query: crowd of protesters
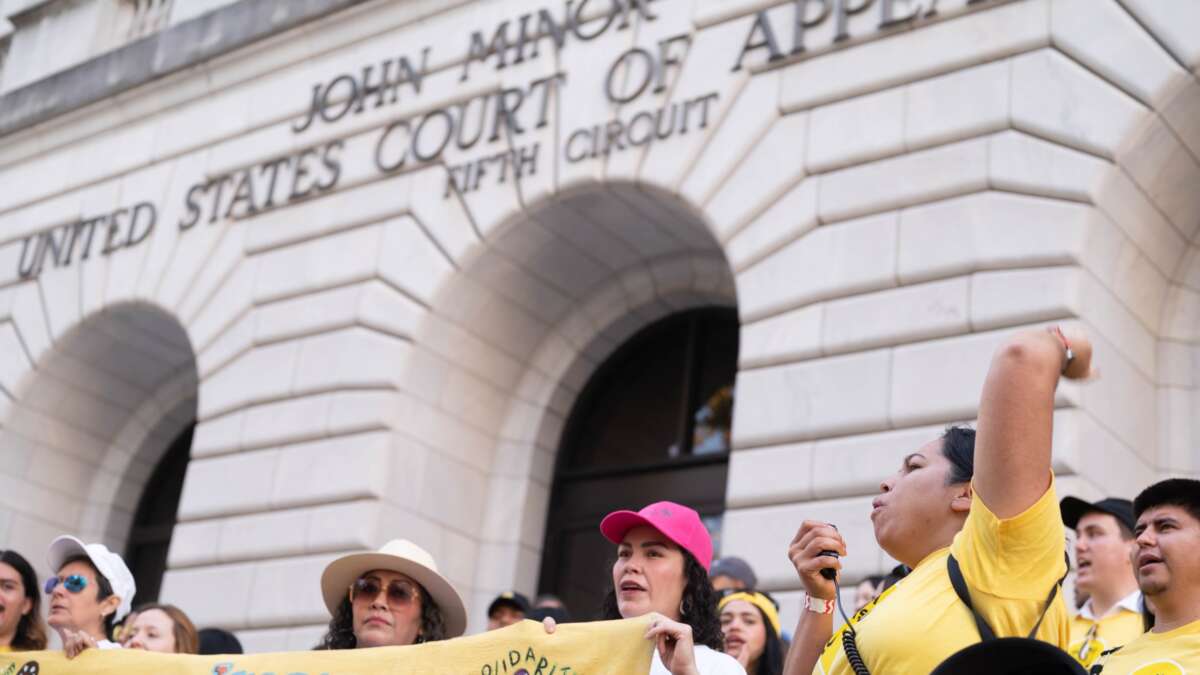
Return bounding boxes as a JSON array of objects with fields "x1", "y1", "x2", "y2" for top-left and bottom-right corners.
[{"x1": 1, "y1": 325, "x2": 1198, "y2": 674}]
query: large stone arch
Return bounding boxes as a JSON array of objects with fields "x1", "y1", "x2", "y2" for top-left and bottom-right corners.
[
  {"x1": 404, "y1": 180, "x2": 737, "y2": 625},
  {"x1": 0, "y1": 300, "x2": 197, "y2": 574},
  {"x1": 1138, "y1": 69, "x2": 1200, "y2": 480}
]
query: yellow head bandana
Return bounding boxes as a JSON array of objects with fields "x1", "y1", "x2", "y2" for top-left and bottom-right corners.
[{"x1": 719, "y1": 591, "x2": 782, "y2": 636}]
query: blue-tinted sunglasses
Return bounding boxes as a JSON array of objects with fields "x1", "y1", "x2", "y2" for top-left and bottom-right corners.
[{"x1": 43, "y1": 574, "x2": 88, "y2": 594}]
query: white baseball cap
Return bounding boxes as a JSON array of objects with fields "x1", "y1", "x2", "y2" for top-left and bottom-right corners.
[{"x1": 47, "y1": 535, "x2": 137, "y2": 622}]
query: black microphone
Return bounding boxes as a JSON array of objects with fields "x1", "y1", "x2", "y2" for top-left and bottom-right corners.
[
  {"x1": 818, "y1": 550, "x2": 839, "y2": 580},
  {"x1": 819, "y1": 523, "x2": 840, "y2": 580}
]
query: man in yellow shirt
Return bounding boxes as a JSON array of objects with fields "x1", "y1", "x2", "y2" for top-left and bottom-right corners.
[
  {"x1": 1060, "y1": 496, "x2": 1144, "y2": 667},
  {"x1": 1095, "y1": 478, "x2": 1200, "y2": 674},
  {"x1": 780, "y1": 326, "x2": 1094, "y2": 675}
]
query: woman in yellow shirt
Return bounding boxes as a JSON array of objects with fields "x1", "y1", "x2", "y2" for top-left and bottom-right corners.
[
  {"x1": 0, "y1": 550, "x2": 47, "y2": 652},
  {"x1": 782, "y1": 327, "x2": 1094, "y2": 675}
]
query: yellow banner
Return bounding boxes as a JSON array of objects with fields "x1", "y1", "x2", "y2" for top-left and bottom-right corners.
[{"x1": 0, "y1": 617, "x2": 653, "y2": 675}]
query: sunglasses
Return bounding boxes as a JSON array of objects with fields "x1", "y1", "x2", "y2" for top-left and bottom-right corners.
[
  {"x1": 44, "y1": 574, "x2": 88, "y2": 595},
  {"x1": 349, "y1": 577, "x2": 419, "y2": 607}
]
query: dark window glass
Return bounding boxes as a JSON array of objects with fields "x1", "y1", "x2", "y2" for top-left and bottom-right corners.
[
  {"x1": 565, "y1": 317, "x2": 690, "y2": 471},
  {"x1": 538, "y1": 308, "x2": 738, "y2": 618},
  {"x1": 125, "y1": 424, "x2": 192, "y2": 604}
]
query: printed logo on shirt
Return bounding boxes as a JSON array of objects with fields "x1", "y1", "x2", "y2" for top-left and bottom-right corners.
[
  {"x1": 1131, "y1": 659, "x2": 1186, "y2": 675},
  {"x1": 1071, "y1": 635, "x2": 1108, "y2": 668}
]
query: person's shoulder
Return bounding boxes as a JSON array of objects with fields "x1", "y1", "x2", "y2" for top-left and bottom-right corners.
[
  {"x1": 953, "y1": 477, "x2": 1065, "y2": 588},
  {"x1": 970, "y1": 474, "x2": 1061, "y2": 531},
  {"x1": 693, "y1": 645, "x2": 747, "y2": 674}
]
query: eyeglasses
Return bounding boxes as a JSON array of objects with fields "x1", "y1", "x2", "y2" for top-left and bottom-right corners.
[
  {"x1": 348, "y1": 577, "x2": 419, "y2": 607},
  {"x1": 44, "y1": 574, "x2": 88, "y2": 595}
]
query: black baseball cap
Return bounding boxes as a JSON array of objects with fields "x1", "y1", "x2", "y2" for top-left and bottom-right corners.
[
  {"x1": 487, "y1": 591, "x2": 531, "y2": 617},
  {"x1": 1060, "y1": 496, "x2": 1136, "y2": 532},
  {"x1": 931, "y1": 638, "x2": 1086, "y2": 674}
]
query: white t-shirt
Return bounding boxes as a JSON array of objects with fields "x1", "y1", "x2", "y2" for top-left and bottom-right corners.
[{"x1": 650, "y1": 645, "x2": 746, "y2": 675}]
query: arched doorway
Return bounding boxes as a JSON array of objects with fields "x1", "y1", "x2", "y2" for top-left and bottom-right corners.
[
  {"x1": 0, "y1": 301, "x2": 197, "y2": 587},
  {"x1": 406, "y1": 181, "x2": 740, "y2": 625},
  {"x1": 537, "y1": 307, "x2": 739, "y2": 618}
]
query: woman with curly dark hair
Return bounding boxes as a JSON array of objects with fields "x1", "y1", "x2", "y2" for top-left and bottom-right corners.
[
  {"x1": 0, "y1": 550, "x2": 47, "y2": 651},
  {"x1": 589, "y1": 501, "x2": 741, "y2": 675},
  {"x1": 314, "y1": 540, "x2": 465, "y2": 649}
]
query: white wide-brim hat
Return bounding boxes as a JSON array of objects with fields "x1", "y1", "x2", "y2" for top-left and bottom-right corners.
[
  {"x1": 319, "y1": 539, "x2": 467, "y2": 638},
  {"x1": 47, "y1": 535, "x2": 137, "y2": 622}
]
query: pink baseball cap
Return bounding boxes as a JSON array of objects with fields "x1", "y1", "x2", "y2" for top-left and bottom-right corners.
[{"x1": 600, "y1": 501, "x2": 714, "y2": 571}]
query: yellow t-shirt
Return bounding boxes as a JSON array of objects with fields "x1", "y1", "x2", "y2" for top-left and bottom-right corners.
[
  {"x1": 815, "y1": 480, "x2": 1069, "y2": 675},
  {"x1": 1070, "y1": 603, "x2": 1145, "y2": 668},
  {"x1": 1096, "y1": 619, "x2": 1200, "y2": 674},
  {"x1": 0, "y1": 646, "x2": 9, "y2": 653}
]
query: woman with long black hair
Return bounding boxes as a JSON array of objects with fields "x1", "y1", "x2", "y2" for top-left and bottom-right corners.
[
  {"x1": 720, "y1": 590, "x2": 784, "y2": 675},
  {"x1": 0, "y1": 550, "x2": 47, "y2": 652},
  {"x1": 546, "y1": 500, "x2": 743, "y2": 674}
]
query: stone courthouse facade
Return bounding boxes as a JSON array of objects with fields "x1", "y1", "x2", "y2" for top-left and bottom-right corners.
[{"x1": 0, "y1": 0, "x2": 1197, "y2": 651}]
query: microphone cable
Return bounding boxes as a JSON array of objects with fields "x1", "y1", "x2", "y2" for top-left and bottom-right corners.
[
  {"x1": 820, "y1": 554, "x2": 870, "y2": 675},
  {"x1": 833, "y1": 577, "x2": 870, "y2": 675}
]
